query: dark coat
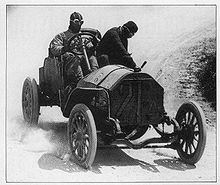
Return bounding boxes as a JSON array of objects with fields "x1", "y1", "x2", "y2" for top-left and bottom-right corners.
[{"x1": 97, "y1": 26, "x2": 136, "y2": 69}]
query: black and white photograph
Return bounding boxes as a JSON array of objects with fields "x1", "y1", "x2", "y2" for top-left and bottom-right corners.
[{"x1": 2, "y1": 1, "x2": 218, "y2": 184}]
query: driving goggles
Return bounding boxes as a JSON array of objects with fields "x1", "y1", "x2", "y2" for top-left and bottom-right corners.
[{"x1": 70, "y1": 19, "x2": 84, "y2": 25}]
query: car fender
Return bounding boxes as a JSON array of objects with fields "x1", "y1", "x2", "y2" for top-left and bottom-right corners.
[{"x1": 62, "y1": 87, "x2": 110, "y2": 118}]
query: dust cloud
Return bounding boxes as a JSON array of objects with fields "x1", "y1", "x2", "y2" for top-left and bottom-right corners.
[{"x1": 7, "y1": 107, "x2": 69, "y2": 158}]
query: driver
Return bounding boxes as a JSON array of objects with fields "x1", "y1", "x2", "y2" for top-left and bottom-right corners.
[{"x1": 49, "y1": 12, "x2": 99, "y2": 88}]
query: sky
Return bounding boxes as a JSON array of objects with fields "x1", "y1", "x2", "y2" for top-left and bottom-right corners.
[{"x1": 6, "y1": 5, "x2": 216, "y2": 116}]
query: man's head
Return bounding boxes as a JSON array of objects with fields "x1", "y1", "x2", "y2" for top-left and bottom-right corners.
[
  {"x1": 69, "y1": 12, "x2": 84, "y2": 33},
  {"x1": 122, "y1": 21, "x2": 138, "y2": 38}
]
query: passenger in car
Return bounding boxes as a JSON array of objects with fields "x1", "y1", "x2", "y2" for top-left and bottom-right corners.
[{"x1": 96, "y1": 21, "x2": 141, "y2": 72}]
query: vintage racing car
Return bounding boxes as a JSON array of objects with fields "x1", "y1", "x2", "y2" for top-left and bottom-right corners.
[{"x1": 22, "y1": 28, "x2": 207, "y2": 169}]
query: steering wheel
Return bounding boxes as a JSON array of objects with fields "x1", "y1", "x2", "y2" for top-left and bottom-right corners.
[{"x1": 67, "y1": 32, "x2": 99, "y2": 55}]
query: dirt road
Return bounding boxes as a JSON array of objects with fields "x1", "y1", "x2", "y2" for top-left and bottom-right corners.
[{"x1": 6, "y1": 107, "x2": 216, "y2": 183}]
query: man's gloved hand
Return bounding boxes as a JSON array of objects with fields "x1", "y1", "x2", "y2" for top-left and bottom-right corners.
[
  {"x1": 62, "y1": 44, "x2": 70, "y2": 54},
  {"x1": 86, "y1": 42, "x2": 95, "y2": 56},
  {"x1": 86, "y1": 41, "x2": 94, "y2": 49},
  {"x1": 134, "y1": 66, "x2": 141, "y2": 72},
  {"x1": 62, "y1": 38, "x2": 74, "y2": 54}
]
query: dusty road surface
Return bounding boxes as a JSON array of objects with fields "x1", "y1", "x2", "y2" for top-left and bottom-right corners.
[
  {"x1": 7, "y1": 107, "x2": 217, "y2": 183},
  {"x1": 6, "y1": 5, "x2": 217, "y2": 184}
]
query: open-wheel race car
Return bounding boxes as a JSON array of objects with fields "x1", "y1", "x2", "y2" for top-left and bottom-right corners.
[{"x1": 22, "y1": 28, "x2": 207, "y2": 169}]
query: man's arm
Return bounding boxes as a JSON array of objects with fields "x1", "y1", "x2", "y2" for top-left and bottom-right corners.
[
  {"x1": 49, "y1": 33, "x2": 67, "y2": 57},
  {"x1": 109, "y1": 31, "x2": 136, "y2": 69},
  {"x1": 109, "y1": 30, "x2": 129, "y2": 57}
]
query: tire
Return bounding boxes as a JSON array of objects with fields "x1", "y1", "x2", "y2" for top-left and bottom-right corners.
[
  {"x1": 68, "y1": 104, "x2": 97, "y2": 169},
  {"x1": 22, "y1": 77, "x2": 40, "y2": 125},
  {"x1": 175, "y1": 101, "x2": 206, "y2": 164}
]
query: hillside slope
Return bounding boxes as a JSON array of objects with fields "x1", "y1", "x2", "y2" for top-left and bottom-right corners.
[{"x1": 152, "y1": 22, "x2": 216, "y2": 127}]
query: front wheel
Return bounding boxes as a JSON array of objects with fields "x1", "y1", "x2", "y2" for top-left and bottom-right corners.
[
  {"x1": 68, "y1": 104, "x2": 97, "y2": 169},
  {"x1": 175, "y1": 101, "x2": 206, "y2": 165}
]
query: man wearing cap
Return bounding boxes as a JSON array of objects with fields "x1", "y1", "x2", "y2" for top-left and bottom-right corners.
[
  {"x1": 96, "y1": 21, "x2": 141, "y2": 72},
  {"x1": 49, "y1": 12, "x2": 98, "y2": 88}
]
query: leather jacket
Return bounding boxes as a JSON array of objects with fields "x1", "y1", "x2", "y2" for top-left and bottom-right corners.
[{"x1": 49, "y1": 29, "x2": 77, "y2": 57}]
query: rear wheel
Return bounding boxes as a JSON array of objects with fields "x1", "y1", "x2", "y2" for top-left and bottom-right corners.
[
  {"x1": 22, "y1": 77, "x2": 40, "y2": 124},
  {"x1": 68, "y1": 104, "x2": 97, "y2": 169},
  {"x1": 175, "y1": 101, "x2": 206, "y2": 164}
]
